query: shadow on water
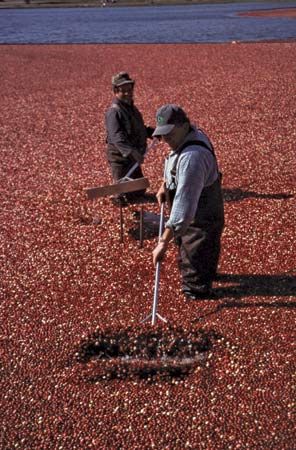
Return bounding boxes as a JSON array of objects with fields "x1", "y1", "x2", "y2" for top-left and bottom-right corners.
[
  {"x1": 193, "y1": 273, "x2": 296, "y2": 322},
  {"x1": 223, "y1": 188, "x2": 293, "y2": 202},
  {"x1": 213, "y1": 273, "x2": 296, "y2": 299}
]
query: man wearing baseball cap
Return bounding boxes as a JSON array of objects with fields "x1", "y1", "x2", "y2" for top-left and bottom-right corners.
[
  {"x1": 105, "y1": 72, "x2": 154, "y2": 204},
  {"x1": 152, "y1": 104, "x2": 224, "y2": 299}
]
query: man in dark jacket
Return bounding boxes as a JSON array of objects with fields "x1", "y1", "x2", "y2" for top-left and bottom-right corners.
[
  {"x1": 152, "y1": 104, "x2": 224, "y2": 299},
  {"x1": 105, "y1": 72, "x2": 154, "y2": 202}
]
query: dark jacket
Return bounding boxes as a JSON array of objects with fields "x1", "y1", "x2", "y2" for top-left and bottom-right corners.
[{"x1": 105, "y1": 98, "x2": 148, "y2": 163}]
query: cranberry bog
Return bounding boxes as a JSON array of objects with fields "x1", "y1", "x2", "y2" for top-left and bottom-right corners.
[{"x1": 1, "y1": 43, "x2": 295, "y2": 449}]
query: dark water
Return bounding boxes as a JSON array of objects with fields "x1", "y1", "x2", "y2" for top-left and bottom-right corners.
[{"x1": 0, "y1": 2, "x2": 295, "y2": 44}]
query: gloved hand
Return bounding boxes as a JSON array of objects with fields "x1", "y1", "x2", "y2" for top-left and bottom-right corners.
[
  {"x1": 146, "y1": 126, "x2": 155, "y2": 139},
  {"x1": 131, "y1": 149, "x2": 144, "y2": 164}
]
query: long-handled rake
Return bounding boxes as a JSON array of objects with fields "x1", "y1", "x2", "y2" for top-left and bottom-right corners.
[
  {"x1": 142, "y1": 201, "x2": 167, "y2": 325},
  {"x1": 85, "y1": 139, "x2": 158, "y2": 200}
]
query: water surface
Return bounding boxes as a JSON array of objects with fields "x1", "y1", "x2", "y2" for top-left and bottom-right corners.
[{"x1": 0, "y1": 2, "x2": 295, "y2": 44}]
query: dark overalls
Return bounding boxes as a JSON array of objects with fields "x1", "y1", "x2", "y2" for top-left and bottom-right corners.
[
  {"x1": 105, "y1": 98, "x2": 148, "y2": 183},
  {"x1": 168, "y1": 140, "x2": 224, "y2": 294}
]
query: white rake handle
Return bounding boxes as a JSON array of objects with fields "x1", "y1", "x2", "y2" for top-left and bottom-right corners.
[
  {"x1": 123, "y1": 138, "x2": 158, "y2": 180},
  {"x1": 151, "y1": 202, "x2": 165, "y2": 325}
]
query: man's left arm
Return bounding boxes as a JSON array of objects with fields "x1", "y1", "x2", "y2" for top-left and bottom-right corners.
[{"x1": 152, "y1": 226, "x2": 174, "y2": 266}]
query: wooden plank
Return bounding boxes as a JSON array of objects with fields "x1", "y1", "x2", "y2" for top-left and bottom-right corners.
[{"x1": 85, "y1": 177, "x2": 150, "y2": 200}]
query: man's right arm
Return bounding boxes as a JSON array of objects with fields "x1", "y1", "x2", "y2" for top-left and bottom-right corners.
[{"x1": 105, "y1": 109, "x2": 144, "y2": 162}]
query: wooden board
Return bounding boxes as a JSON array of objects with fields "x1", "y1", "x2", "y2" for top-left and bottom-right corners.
[{"x1": 85, "y1": 177, "x2": 150, "y2": 200}]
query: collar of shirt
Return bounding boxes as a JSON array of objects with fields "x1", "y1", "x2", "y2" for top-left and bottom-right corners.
[
  {"x1": 113, "y1": 98, "x2": 134, "y2": 110},
  {"x1": 168, "y1": 126, "x2": 201, "y2": 157}
]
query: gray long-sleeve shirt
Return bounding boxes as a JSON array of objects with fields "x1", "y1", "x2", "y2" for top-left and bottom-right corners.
[{"x1": 165, "y1": 127, "x2": 219, "y2": 237}]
